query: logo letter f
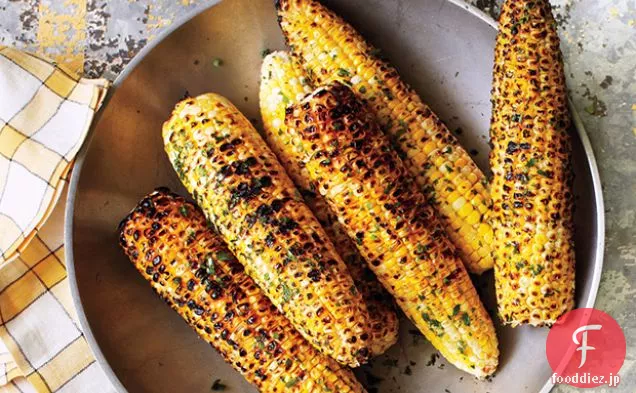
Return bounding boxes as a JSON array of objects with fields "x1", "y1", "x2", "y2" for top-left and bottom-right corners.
[{"x1": 572, "y1": 324, "x2": 602, "y2": 368}]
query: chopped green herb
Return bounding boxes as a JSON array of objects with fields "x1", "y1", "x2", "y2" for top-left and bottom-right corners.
[
  {"x1": 286, "y1": 249, "x2": 298, "y2": 262},
  {"x1": 461, "y1": 312, "x2": 471, "y2": 326},
  {"x1": 261, "y1": 48, "x2": 272, "y2": 58},
  {"x1": 216, "y1": 250, "x2": 232, "y2": 262},
  {"x1": 172, "y1": 156, "x2": 185, "y2": 178},
  {"x1": 172, "y1": 277, "x2": 182, "y2": 285},
  {"x1": 526, "y1": 158, "x2": 536, "y2": 167},
  {"x1": 421, "y1": 312, "x2": 442, "y2": 330},
  {"x1": 530, "y1": 264, "x2": 544, "y2": 276},
  {"x1": 211, "y1": 379, "x2": 226, "y2": 391},
  {"x1": 255, "y1": 336, "x2": 265, "y2": 349},
  {"x1": 280, "y1": 92, "x2": 290, "y2": 105},
  {"x1": 196, "y1": 166, "x2": 208, "y2": 178},
  {"x1": 285, "y1": 377, "x2": 299, "y2": 388},
  {"x1": 337, "y1": 68, "x2": 351, "y2": 77},
  {"x1": 452, "y1": 304, "x2": 461, "y2": 316},
  {"x1": 458, "y1": 340, "x2": 467, "y2": 354},
  {"x1": 395, "y1": 120, "x2": 408, "y2": 139},
  {"x1": 179, "y1": 205, "x2": 189, "y2": 217},
  {"x1": 511, "y1": 113, "x2": 522, "y2": 122},
  {"x1": 359, "y1": 86, "x2": 367, "y2": 94},
  {"x1": 445, "y1": 164, "x2": 453, "y2": 173},
  {"x1": 369, "y1": 47, "x2": 382, "y2": 57},
  {"x1": 537, "y1": 169, "x2": 551, "y2": 178},
  {"x1": 212, "y1": 58, "x2": 223, "y2": 67},
  {"x1": 281, "y1": 283, "x2": 294, "y2": 303},
  {"x1": 516, "y1": 261, "x2": 526, "y2": 270}
]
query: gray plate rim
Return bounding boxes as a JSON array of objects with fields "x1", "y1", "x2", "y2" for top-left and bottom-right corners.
[{"x1": 64, "y1": 1, "x2": 606, "y2": 392}]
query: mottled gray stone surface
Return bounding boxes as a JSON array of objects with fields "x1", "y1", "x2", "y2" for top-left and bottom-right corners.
[{"x1": 0, "y1": 0, "x2": 633, "y2": 391}]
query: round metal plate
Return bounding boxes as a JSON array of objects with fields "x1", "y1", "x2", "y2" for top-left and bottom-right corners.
[{"x1": 65, "y1": 0, "x2": 604, "y2": 392}]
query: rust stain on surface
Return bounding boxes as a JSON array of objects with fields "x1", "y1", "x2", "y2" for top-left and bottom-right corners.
[{"x1": 36, "y1": 0, "x2": 87, "y2": 74}]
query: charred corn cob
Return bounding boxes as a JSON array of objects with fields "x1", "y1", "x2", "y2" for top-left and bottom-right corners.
[
  {"x1": 118, "y1": 189, "x2": 365, "y2": 393},
  {"x1": 490, "y1": 0, "x2": 575, "y2": 326},
  {"x1": 276, "y1": 0, "x2": 493, "y2": 274},
  {"x1": 285, "y1": 83, "x2": 499, "y2": 377},
  {"x1": 260, "y1": 51, "x2": 398, "y2": 356},
  {"x1": 163, "y1": 93, "x2": 373, "y2": 367}
]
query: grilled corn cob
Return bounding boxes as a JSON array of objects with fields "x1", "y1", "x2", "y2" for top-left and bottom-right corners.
[
  {"x1": 285, "y1": 82, "x2": 499, "y2": 377},
  {"x1": 118, "y1": 189, "x2": 365, "y2": 392},
  {"x1": 260, "y1": 51, "x2": 398, "y2": 356},
  {"x1": 490, "y1": 0, "x2": 575, "y2": 326},
  {"x1": 163, "y1": 93, "x2": 373, "y2": 367},
  {"x1": 276, "y1": 0, "x2": 493, "y2": 274}
]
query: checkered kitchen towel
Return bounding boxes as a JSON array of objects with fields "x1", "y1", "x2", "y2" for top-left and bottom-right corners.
[{"x1": 0, "y1": 46, "x2": 114, "y2": 392}]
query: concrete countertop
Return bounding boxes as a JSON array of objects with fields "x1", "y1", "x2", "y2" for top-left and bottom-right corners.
[{"x1": 1, "y1": 0, "x2": 634, "y2": 392}]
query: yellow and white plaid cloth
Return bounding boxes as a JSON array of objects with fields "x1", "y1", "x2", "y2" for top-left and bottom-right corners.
[{"x1": 0, "y1": 46, "x2": 114, "y2": 392}]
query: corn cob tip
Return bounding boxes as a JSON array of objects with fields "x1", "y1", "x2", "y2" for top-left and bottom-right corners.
[{"x1": 117, "y1": 187, "x2": 177, "y2": 236}]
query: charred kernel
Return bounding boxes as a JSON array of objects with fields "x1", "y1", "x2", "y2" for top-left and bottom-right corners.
[
  {"x1": 195, "y1": 268, "x2": 207, "y2": 279},
  {"x1": 257, "y1": 176, "x2": 272, "y2": 187},
  {"x1": 152, "y1": 255, "x2": 162, "y2": 265},
  {"x1": 270, "y1": 199, "x2": 285, "y2": 211},
  {"x1": 506, "y1": 142, "x2": 519, "y2": 154},
  {"x1": 152, "y1": 273, "x2": 159, "y2": 282},
  {"x1": 307, "y1": 269, "x2": 321, "y2": 282}
]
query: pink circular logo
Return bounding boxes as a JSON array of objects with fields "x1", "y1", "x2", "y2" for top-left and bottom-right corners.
[{"x1": 546, "y1": 308, "x2": 625, "y2": 388}]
